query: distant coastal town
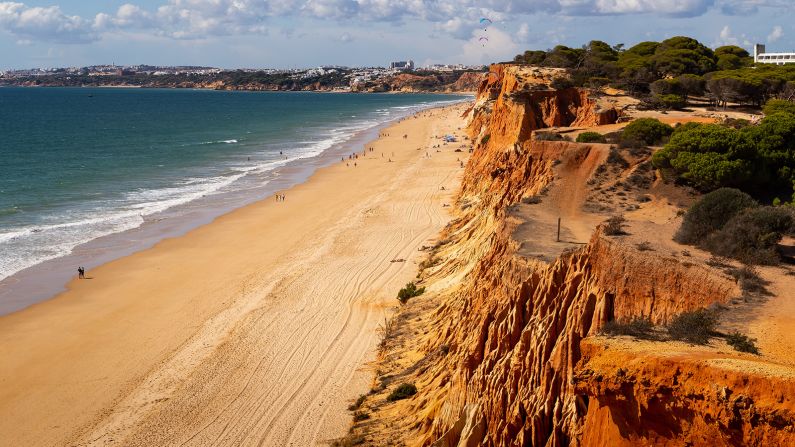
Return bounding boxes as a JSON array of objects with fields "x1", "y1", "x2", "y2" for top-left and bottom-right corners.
[{"x1": 0, "y1": 60, "x2": 487, "y2": 93}]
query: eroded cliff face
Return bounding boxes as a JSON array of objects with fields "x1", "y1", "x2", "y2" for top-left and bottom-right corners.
[
  {"x1": 467, "y1": 65, "x2": 619, "y2": 153},
  {"x1": 575, "y1": 340, "x2": 795, "y2": 447},
  {"x1": 412, "y1": 223, "x2": 738, "y2": 447},
  {"x1": 354, "y1": 64, "x2": 795, "y2": 447}
]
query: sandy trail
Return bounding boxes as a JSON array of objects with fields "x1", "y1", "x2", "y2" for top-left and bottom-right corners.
[
  {"x1": 513, "y1": 143, "x2": 608, "y2": 262},
  {"x1": 0, "y1": 104, "x2": 468, "y2": 447}
]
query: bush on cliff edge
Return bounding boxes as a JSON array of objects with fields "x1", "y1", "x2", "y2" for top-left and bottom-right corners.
[
  {"x1": 674, "y1": 188, "x2": 757, "y2": 245},
  {"x1": 703, "y1": 206, "x2": 794, "y2": 265},
  {"x1": 675, "y1": 188, "x2": 794, "y2": 264},
  {"x1": 621, "y1": 118, "x2": 674, "y2": 146},
  {"x1": 397, "y1": 282, "x2": 425, "y2": 304},
  {"x1": 387, "y1": 383, "x2": 417, "y2": 402},
  {"x1": 725, "y1": 332, "x2": 760, "y2": 354},
  {"x1": 576, "y1": 131, "x2": 607, "y2": 143},
  {"x1": 601, "y1": 317, "x2": 654, "y2": 339},
  {"x1": 667, "y1": 308, "x2": 718, "y2": 344}
]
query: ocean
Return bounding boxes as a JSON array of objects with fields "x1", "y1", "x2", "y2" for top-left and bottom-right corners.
[{"x1": 0, "y1": 87, "x2": 467, "y2": 312}]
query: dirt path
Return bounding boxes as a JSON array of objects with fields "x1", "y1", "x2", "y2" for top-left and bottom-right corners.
[{"x1": 513, "y1": 143, "x2": 608, "y2": 261}]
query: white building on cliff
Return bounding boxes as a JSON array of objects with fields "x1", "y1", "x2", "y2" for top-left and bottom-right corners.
[
  {"x1": 754, "y1": 44, "x2": 795, "y2": 65},
  {"x1": 389, "y1": 60, "x2": 414, "y2": 70}
]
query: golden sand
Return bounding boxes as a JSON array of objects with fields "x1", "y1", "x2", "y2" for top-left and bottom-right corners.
[{"x1": 0, "y1": 103, "x2": 470, "y2": 446}]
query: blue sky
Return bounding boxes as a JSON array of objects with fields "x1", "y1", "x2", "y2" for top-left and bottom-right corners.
[{"x1": 0, "y1": 1, "x2": 792, "y2": 70}]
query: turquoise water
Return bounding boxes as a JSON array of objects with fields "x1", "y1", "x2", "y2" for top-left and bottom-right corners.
[{"x1": 0, "y1": 88, "x2": 466, "y2": 281}]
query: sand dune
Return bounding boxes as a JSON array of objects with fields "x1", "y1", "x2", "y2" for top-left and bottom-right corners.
[{"x1": 0, "y1": 104, "x2": 469, "y2": 446}]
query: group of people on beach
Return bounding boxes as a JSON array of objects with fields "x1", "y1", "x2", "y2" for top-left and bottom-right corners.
[
  {"x1": 77, "y1": 266, "x2": 86, "y2": 279},
  {"x1": 275, "y1": 194, "x2": 286, "y2": 202}
]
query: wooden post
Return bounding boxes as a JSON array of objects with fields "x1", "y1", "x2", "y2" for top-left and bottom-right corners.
[{"x1": 557, "y1": 217, "x2": 561, "y2": 242}]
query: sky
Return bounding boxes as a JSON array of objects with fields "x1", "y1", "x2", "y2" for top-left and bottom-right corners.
[{"x1": 0, "y1": 1, "x2": 792, "y2": 70}]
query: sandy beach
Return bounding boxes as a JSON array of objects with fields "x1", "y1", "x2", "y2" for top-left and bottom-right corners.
[{"x1": 0, "y1": 103, "x2": 470, "y2": 446}]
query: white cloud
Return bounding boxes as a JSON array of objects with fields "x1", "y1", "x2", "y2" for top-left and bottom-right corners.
[
  {"x1": 718, "y1": 0, "x2": 790, "y2": 15},
  {"x1": 436, "y1": 17, "x2": 469, "y2": 40},
  {"x1": 587, "y1": 0, "x2": 713, "y2": 16},
  {"x1": 717, "y1": 25, "x2": 738, "y2": 45},
  {"x1": 517, "y1": 23, "x2": 530, "y2": 43},
  {"x1": 0, "y1": 0, "x2": 783, "y2": 45},
  {"x1": 458, "y1": 27, "x2": 519, "y2": 65},
  {"x1": 0, "y1": 2, "x2": 97, "y2": 43},
  {"x1": 714, "y1": 25, "x2": 751, "y2": 48},
  {"x1": 767, "y1": 25, "x2": 783, "y2": 43}
]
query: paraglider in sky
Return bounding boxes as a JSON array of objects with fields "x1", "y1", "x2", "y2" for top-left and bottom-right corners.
[
  {"x1": 479, "y1": 36, "x2": 488, "y2": 47},
  {"x1": 480, "y1": 17, "x2": 492, "y2": 31}
]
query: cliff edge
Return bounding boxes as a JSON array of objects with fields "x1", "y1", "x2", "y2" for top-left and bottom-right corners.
[{"x1": 336, "y1": 65, "x2": 795, "y2": 447}]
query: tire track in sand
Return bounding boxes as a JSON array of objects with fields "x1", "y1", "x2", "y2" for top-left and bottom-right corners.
[{"x1": 73, "y1": 106, "x2": 468, "y2": 446}]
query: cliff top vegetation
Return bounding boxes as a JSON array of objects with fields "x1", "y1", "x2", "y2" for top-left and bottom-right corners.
[{"x1": 512, "y1": 36, "x2": 795, "y2": 109}]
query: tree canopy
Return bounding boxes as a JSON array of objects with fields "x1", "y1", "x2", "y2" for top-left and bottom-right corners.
[
  {"x1": 653, "y1": 102, "x2": 795, "y2": 200},
  {"x1": 512, "y1": 36, "x2": 794, "y2": 105}
]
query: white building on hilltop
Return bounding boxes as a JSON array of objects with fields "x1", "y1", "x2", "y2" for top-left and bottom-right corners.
[
  {"x1": 754, "y1": 44, "x2": 795, "y2": 65},
  {"x1": 389, "y1": 60, "x2": 414, "y2": 70}
]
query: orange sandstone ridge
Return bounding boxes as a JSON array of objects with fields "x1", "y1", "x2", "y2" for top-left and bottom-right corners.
[{"x1": 345, "y1": 65, "x2": 795, "y2": 446}]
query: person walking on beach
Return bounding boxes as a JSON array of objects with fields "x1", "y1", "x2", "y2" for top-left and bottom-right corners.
[{"x1": 78, "y1": 267, "x2": 85, "y2": 279}]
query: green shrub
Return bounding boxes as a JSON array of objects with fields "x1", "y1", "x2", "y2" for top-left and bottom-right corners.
[
  {"x1": 397, "y1": 282, "x2": 425, "y2": 304},
  {"x1": 656, "y1": 94, "x2": 686, "y2": 110},
  {"x1": 622, "y1": 118, "x2": 674, "y2": 145},
  {"x1": 604, "y1": 215, "x2": 627, "y2": 236},
  {"x1": 704, "y1": 206, "x2": 794, "y2": 265},
  {"x1": 387, "y1": 383, "x2": 417, "y2": 402},
  {"x1": 667, "y1": 309, "x2": 718, "y2": 344},
  {"x1": 352, "y1": 410, "x2": 370, "y2": 422},
  {"x1": 723, "y1": 117, "x2": 751, "y2": 129},
  {"x1": 601, "y1": 317, "x2": 654, "y2": 338},
  {"x1": 650, "y1": 78, "x2": 683, "y2": 97},
  {"x1": 576, "y1": 132, "x2": 607, "y2": 143},
  {"x1": 480, "y1": 134, "x2": 491, "y2": 145},
  {"x1": 674, "y1": 188, "x2": 757, "y2": 245},
  {"x1": 726, "y1": 265, "x2": 767, "y2": 294},
  {"x1": 347, "y1": 394, "x2": 367, "y2": 411},
  {"x1": 535, "y1": 132, "x2": 570, "y2": 141},
  {"x1": 763, "y1": 99, "x2": 795, "y2": 116},
  {"x1": 725, "y1": 332, "x2": 760, "y2": 354},
  {"x1": 550, "y1": 77, "x2": 574, "y2": 90},
  {"x1": 607, "y1": 147, "x2": 629, "y2": 167},
  {"x1": 653, "y1": 111, "x2": 795, "y2": 195}
]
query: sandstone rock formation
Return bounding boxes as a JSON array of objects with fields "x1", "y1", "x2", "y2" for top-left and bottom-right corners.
[{"x1": 350, "y1": 65, "x2": 795, "y2": 447}]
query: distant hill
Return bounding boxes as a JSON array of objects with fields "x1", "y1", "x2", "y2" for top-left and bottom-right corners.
[{"x1": 0, "y1": 68, "x2": 484, "y2": 93}]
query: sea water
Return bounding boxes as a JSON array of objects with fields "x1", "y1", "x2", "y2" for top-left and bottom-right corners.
[{"x1": 0, "y1": 87, "x2": 467, "y2": 309}]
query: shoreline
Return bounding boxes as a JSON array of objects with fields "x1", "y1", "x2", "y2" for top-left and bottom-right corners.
[
  {"x1": 0, "y1": 84, "x2": 477, "y2": 95},
  {"x1": 0, "y1": 96, "x2": 469, "y2": 316},
  {"x1": 0, "y1": 102, "x2": 472, "y2": 446}
]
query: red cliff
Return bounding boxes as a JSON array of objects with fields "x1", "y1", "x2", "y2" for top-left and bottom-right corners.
[{"x1": 347, "y1": 64, "x2": 795, "y2": 447}]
